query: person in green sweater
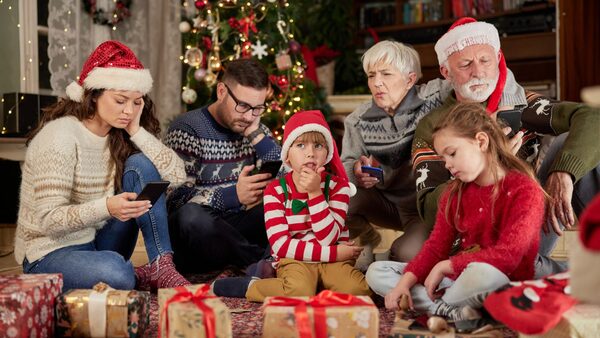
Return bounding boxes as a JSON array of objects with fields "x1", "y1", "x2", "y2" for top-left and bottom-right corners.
[{"x1": 411, "y1": 18, "x2": 600, "y2": 278}]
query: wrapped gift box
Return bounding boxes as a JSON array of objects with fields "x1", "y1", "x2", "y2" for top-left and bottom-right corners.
[
  {"x1": 55, "y1": 283, "x2": 150, "y2": 337},
  {"x1": 263, "y1": 291, "x2": 379, "y2": 338},
  {"x1": 519, "y1": 304, "x2": 600, "y2": 338},
  {"x1": 158, "y1": 284, "x2": 232, "y2": 338},
  {"x1": 570, "y1": 237, "x2": 600, "y2": 305},
  {"x1": 0, "y1": 273, "x2": 63, "y2": 338}
]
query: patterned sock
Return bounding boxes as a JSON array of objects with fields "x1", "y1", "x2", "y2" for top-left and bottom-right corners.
[
  {"x1": 430, "y1": 299, "x2": 481, "y2": 322},
  {"x1": 134, "y1": 263, "x2": 152, "y2": 291},
  {"x1": 150, "y1": 253, "x2": 190, "y2": 291}
]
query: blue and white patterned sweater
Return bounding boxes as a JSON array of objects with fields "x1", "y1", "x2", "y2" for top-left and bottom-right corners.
[{"x1": 165, "y1": 107, "x2": 281, "y2": 213}]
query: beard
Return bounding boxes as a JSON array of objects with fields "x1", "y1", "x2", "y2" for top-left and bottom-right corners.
[{"x1": 453, "y1": 72, "x2": 499, "y2": 102}]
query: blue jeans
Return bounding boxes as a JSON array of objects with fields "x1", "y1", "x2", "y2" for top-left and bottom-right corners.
[{"x1": 23, "y1": 153, "x2": 175, "y2": 291}]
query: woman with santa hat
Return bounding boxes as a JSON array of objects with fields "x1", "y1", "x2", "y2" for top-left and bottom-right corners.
[{"x1": 14, "y1": 40, "x2": 189, "y2": 291}]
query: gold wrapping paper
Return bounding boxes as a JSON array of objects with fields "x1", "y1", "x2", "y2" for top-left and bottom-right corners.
[
  {"x1": 158, "y1": 284, "x2": 232, "y2": 338},
  {"x1": 55, "y1": 283, "x2": 150, "y2": 337},
  {"x1": 262, "y1": 295, "x2": 379, "y2": 338}
]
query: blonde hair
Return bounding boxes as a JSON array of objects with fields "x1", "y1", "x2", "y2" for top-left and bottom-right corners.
[
  {"x1": 432, "y1": 103, "x2": 539, "y2": 230},
  {"x1": 361, "y1": 40, "x2": 423, "y2": 79}
]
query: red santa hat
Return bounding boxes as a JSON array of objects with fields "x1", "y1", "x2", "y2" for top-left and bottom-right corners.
[
  {"x1": 435, "y1": 17, "x2": 507, "y2": 113},
  {"x1": 65, "y1": 40, "x2": 153, "y2": 102},
  {"x1": 281, "y1": 110, "x2": 356, "y2": 195}
]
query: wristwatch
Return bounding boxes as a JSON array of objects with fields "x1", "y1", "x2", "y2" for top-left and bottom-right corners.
[{"x1": 247, "y1": 128, "x2": 265, "y2": 142}]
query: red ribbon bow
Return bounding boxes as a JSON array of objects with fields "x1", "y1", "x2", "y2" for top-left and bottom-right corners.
[
  {"x1": 230, "y1": 11, "x2": 256, "y2": 37},
  {"x1": 159, "y1": 284, "x2": 217, "y2": 338},
  {"x1": 265, "y1": 291, "x2": 373, "y2": 338}
]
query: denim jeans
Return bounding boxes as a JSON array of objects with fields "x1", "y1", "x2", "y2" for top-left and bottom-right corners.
[
  {"x1": 23, "y1": 153, "x2": 175, "y2": 291},
  {"x1": 366, "y1": 261, "x2": 509, "y2": 312}
]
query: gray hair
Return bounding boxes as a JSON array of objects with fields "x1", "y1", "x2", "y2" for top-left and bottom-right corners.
[{"x1": 361, "y1": 40, "x2": 422, "y2": 79}]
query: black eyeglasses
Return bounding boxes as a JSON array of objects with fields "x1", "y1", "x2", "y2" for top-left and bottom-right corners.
[{"x1": 224, "y1": 84, "x2": 267, "y2": 117}]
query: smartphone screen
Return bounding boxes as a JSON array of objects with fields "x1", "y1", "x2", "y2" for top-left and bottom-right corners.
[
  {"x1": 497, "y1": 109, "x2": 522, "y2": 138},
  {"x1": 361, "y1": 165, "x2": 384, "y2": 184},
  {"x1": 135, "y1": 181, "x2": 170, "y2": 205},
  {"x1": 253, "y1": 160, "x2": 282, "y2": 177}
]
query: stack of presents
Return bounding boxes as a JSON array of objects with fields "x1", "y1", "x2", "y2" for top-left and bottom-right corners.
[
  {"x1": 1, "y1": 206, "x2": 599, "y2": 338},
  {"x1": 0, "y1": 275, "x2": 379, "y2": 337}
]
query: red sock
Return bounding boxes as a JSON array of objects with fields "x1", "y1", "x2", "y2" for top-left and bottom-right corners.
[
  {"x1": 150, "y1": 253, "x2": 190, "y2": 290},
  {"x1": 134, "y1": 263, "x2": 152, "y2": 291},
  {"x1": 483, "y1": 273, "x2": 577, "y2": 335}
]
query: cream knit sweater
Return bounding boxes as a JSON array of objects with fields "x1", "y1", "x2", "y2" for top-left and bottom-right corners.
[{"x1": 14, "y1": 116, "x2": 186, "y2": 264}]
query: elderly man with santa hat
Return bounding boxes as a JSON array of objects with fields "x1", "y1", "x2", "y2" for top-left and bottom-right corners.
[{"x1": 411, "y1": 17, "x2": 600, "y2": 278}]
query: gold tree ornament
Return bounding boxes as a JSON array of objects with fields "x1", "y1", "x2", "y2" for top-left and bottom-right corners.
[
  {"x1": 184, "y1": 47, "x2": 204, "y2": 67},
  {"x1": 204, "y1": 72, "x2": 217, "y2": 87}
]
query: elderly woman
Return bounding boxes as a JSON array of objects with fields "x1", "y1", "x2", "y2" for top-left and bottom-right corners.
[{"x1": 341, "y1": 40, "x2": 525, "y2": 269}]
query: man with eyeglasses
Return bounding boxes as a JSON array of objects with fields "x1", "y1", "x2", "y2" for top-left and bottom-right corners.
[{"x1": 165, "y1": 59, "x2": 281, "y2": 273}]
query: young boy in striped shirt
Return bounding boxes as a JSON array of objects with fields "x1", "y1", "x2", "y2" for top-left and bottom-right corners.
[{"x1": 213, "y1": 110, "x2": 371, "y2": 301}]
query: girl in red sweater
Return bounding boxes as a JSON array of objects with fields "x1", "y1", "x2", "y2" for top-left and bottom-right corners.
[{"x1": 366, "y1": 103, "x2": 546, "y2": 321}]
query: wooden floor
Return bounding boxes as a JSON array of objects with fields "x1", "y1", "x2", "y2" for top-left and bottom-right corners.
[
  {"x1": 0, "y1": 224, "x2": 574, "y2": 276},
  {"x1": 0, "y1": 224, "x2": 149, "y2": 275}
]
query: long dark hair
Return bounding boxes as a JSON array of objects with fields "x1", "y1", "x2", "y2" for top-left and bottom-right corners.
[
  {"x1": 432, "y1": 103, "x2": 539, "y2": 230},
  {"x1": 28, "y1": 89, "x2": 161, "y2": 192}
]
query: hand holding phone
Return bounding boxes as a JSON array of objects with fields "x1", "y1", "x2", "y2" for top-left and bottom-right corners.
[
  {"x1": 497, "y1": 109, "x2": 522, "y2": 138},
  {"x1": 135, "y1": 181, "x2": 170, "y2": 205},
  {"x1": 361, "y1": 165, "x2": 384, "y2": 184}
]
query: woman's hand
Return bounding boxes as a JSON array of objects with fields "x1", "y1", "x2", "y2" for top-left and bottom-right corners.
[
  {"x1": 106, "y1": 192, "x2": 151, "y2": 221},
  {"x1": 125, "y1": 98, "x2": 145, "y2": 136},
  {"x1": 424, "y1": 260, "x2": 453, "y2": 300},
  {"x1": 385, "y1": 273, "x2": 417, "y2": 310},
  {"x1": 353, "y1": 155, "x2": 379, "y2": 189}
]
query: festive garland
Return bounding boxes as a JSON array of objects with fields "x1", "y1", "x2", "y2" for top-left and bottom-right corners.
[{"x1": 82, "y1": 0, "x2": 133, "y2": 28}]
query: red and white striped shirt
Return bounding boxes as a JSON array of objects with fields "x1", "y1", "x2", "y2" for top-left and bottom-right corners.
[{"x1": 264, "y1": 172, "x2": 351, "y2": 263}]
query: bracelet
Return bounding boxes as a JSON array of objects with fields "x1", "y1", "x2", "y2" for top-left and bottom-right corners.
[{"x1": 247, "y1": 128, "x2": 265, "y2": 142}]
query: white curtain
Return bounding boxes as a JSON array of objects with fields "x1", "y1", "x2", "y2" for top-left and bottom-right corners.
[{"x1": 47, "y1": 0, "x2": 182, "y2": 128}]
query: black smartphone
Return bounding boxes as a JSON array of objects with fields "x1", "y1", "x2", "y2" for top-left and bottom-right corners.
[
  {"x1": 135, "y1": 181, "x2": 170, "y2": 205},
  {"x1": 252, "y1": 160, "x2": 282, "y2": 177},
  {"x1": 497, "y1": 109, "x2": 522, "y2": 138},
  {"x1": 361, "y1": 165, "x2": 384, "y2": 184}
]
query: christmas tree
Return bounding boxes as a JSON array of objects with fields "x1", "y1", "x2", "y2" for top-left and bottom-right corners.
[{"x1": 179, "y1": 0, "x2": 332, "y2": 142}]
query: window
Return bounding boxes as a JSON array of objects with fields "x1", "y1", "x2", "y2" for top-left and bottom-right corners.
[{"x1": 19, "y1": 0, "x2": 51, "y2": 95}]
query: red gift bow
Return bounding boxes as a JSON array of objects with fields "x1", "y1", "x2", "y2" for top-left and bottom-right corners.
[
  {"x1": 265, "y1": 290, "x2": 373, "y2": 338},
  {"x1": 159, "y1": 284, "x2": 217, "y2": 338}
]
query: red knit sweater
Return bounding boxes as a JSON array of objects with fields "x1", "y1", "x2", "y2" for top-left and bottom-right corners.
[
  {"x1": 405, "y1": 171, "x2": 545, "y2": 283},
  {"x1": 264, "y1": 172, "x2": 350, "y2": 263}
]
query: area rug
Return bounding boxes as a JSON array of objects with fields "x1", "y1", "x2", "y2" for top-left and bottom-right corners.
[
  {"x1": 144, "y1": 268, "x2": 396, "y2": 337},
  {"x1": 144, "y1": 269, "x2": 515, "y2": 337}
]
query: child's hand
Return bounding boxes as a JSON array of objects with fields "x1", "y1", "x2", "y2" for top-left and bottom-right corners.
[
  {"x1": 385, "y1": 273, "x2": 417, "y2": 310},
  {"x1": 336, "y1": 241, "x2": 363, "y2": 261},
  {"x1": 297, "y1": 166, "x2": 325, "y2": 195},
  {"x1": 424, "y1": 260, "x2": 453, "y2": 300}
]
